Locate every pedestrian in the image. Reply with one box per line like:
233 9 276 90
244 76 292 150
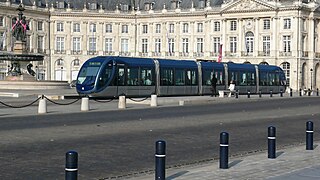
211 76 217 97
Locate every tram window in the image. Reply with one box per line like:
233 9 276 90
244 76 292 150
259 72 268 86
127 67 139 86
175 69 185 86
97 63 112 88
268 73 275 86
117 67 125 86
215 71 224 85
160 68 174 86
229 71 239 85
141 69 154 86
191 70 197 85
275 73 280 86
202 69 212 85
239 71 247 86
250 72 256 85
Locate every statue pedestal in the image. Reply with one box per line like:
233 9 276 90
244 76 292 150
13 41 27 54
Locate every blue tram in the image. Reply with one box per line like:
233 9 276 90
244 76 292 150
76 56 286 97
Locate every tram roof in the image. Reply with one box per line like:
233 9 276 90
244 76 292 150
157 59 198 69
227 62 255 71
258 64 282 71
199 61 224 70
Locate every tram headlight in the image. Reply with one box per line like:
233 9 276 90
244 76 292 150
82 87 84 90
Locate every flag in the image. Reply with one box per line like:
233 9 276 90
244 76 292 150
217 44 222 63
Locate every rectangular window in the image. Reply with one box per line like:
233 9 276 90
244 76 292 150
169 24 174 33
141 69 154 86
213 37 220 53
197 23 203 33
121 39 129 52
57 22 64 32
155 24 161 33
73 23 80 32
230 20 237 31
182 38 189 53
37 21 43 31
175 69 185 86
263 19 270 30
283 35 291 52
37 36 44 51
56 37 64 51
196 38 204 53
89 23 96 33
0 16 3 27
89 37 96 51
122 25 128 33
182 23 189 33
106 24 112 33
214 22 220 32
155 38 161 53
73 37 81 52
142 38 148 53
142 25 148 34
127 67 139 86
262 36 270 55
284 18 291 29
230 37 237 53
105 38 112 52
168 38 175 53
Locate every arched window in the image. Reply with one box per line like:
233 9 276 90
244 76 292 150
56 59 64 66
73 59 80 66
281 62 290 86
245 31 254 54
302 63 307 88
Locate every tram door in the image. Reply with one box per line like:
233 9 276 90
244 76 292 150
116 65 127 96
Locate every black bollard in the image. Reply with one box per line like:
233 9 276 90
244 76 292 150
259 90 262 98
308 89 311 96
280 90 283 97
299 88 302 96
306 121 314 150
270 90 273 97
268 126 276 159
220 132 229 169
317 88 319 96
290 88 293 97
155 140 166 180
247 90 250 98
235 90 239 99
65 151 78 180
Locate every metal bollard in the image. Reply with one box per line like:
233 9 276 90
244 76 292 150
155 140 166 180
290 88 293 97
308 89 311 96
220 132 229 169
268 126 276 159
259 90 262 98
235 90 239 99
299 88 302 96
306 121 314 150
80 97 89 111
65 151 78 180
247 90 250 98
118 95 126 109
151 94 157 107
317 88 319 96
280 90 283 97
38 95 47 114
270 90 273 97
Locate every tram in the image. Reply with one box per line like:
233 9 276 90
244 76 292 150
76 56 286 97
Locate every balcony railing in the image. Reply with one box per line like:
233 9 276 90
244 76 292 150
210 52 219 56
165 52 175 56
37 49 46 54
258 51 270 56
193 52 204 57
71 50 82 55
179 52 189 57
55 50 66 54
302 51 308 57
152 52 161 56
279 51 292 57
225 51 237 57
119 52 131 56
103 51 115 55
87 51 97 55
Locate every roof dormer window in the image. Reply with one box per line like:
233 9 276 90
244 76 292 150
199 0 205 9
121 4 129 11
57 1 65 9
89 3 97 10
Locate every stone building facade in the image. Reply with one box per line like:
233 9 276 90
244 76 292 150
0 0 320 91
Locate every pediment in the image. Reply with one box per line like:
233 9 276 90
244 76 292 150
221 0 276 13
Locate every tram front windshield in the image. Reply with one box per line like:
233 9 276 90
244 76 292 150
77 63 101 86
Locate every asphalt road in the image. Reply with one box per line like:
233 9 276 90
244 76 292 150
0 97 319 179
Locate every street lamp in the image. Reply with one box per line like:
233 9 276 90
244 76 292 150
310 68 313 90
